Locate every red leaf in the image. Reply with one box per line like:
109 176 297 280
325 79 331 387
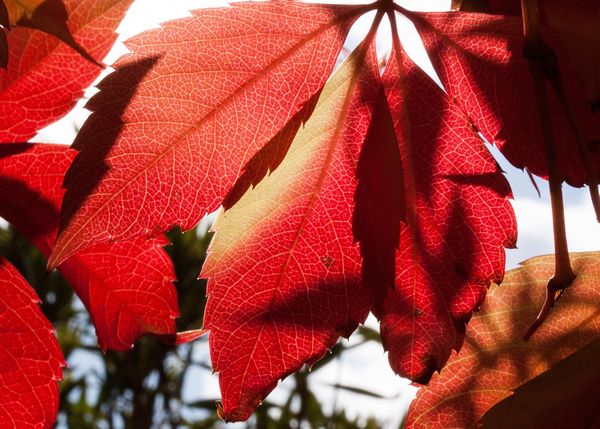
201 42 380 422
5 0 99 65
412 11 600 186
375 41 516 383
49 1 365 267
0 143 179 351
405 252 600 429
0 257 64 429
0 0 132 141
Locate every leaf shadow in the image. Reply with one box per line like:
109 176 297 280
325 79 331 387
16 0 99 65
59 56 161 239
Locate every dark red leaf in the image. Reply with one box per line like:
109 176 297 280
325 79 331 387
374 40 516 383
412 11 600 186
0 257 64 429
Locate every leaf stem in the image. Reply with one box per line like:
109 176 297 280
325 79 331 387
521 0 576 340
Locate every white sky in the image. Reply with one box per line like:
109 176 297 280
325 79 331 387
36 1 600 428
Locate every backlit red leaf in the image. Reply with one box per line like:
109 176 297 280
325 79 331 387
406 252 600 429
202 43 380 422
0 257 64 429
0 0 132 141
50 1 365 268
375 41 516 383
411 11 600 186
0 143 179 351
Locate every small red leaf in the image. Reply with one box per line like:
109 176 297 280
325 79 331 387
0 0 132 141
0 143 179 351
0 257 64 429
50 1 364 267
375 41 516 383
202 43 380 422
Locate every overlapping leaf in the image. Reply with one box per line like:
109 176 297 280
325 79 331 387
0 143 179 350
0 257 64 429
0 0 132 141
458 0 600 109
406 252 600 429
373 41 516 383
50 1 366 267
410 11 600 186
202 41 380 422
4 0 98 65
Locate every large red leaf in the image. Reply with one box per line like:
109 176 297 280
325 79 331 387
49 1 366 268
0 257 64 429
0 0 132 141
375 42 516 383
201 43 380 422
410 11 600 186
405 252 600 429
0 143 179 351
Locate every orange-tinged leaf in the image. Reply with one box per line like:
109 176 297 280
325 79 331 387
50 1 365 268
202 42 380 422
480 339 600 429
0 0 132 140
5 0 98 65
0 257 64 429
406 252 600 429
0 143 179 351
375 41 516 384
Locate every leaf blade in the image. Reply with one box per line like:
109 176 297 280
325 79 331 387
0 257 64 429
406 252 600 429
51 1 363 267
202 42 380 422
0 143 179 351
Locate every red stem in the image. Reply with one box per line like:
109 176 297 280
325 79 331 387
521 0 576 340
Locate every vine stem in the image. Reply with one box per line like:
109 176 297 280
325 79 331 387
521 0 576 341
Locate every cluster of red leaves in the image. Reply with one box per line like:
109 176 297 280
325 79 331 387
0 0 598 427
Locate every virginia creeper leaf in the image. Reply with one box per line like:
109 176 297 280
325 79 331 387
202 42 380 422
406 252 600 429
50 1 364 267
375 41 516 383
0 257 64 429
0 143 179 351
480 339 600 429
0 0 132 141
457 0 600 109
4 0 98 65
411 11 600 186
